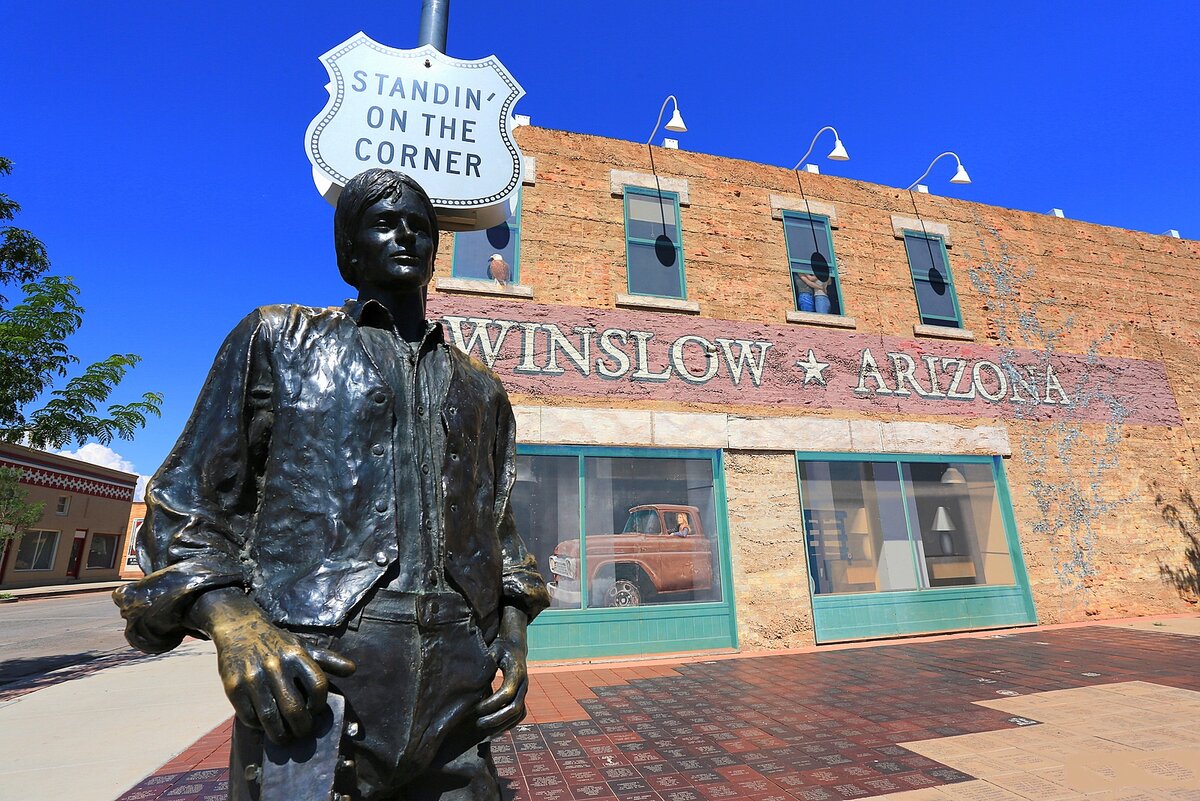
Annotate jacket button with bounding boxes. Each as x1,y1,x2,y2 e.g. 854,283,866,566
449,452,458,461
374,551,388,566
371,444,385,456
375,500,388,512
417,405,426,416
374,391,387,404
421,463,430,475
450,503,458,512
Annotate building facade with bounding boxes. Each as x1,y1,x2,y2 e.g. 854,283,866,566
0,443,138,589
422,126,1197,660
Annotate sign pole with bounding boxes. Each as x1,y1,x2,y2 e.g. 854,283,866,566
418,0,450,52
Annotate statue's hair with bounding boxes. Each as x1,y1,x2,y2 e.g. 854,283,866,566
333,169,439,287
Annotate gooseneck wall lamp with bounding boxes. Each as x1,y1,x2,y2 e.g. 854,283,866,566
792,126,850,171
907,151,972,191
647,95,687,145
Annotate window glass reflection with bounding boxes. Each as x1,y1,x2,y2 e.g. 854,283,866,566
582,456,719,608
799,458,1017,595
512,454,581,609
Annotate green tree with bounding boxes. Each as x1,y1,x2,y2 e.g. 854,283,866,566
0,466,43,546
1,157,162,448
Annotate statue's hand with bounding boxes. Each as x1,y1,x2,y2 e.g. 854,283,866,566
192,588,356,744
475,606,530,736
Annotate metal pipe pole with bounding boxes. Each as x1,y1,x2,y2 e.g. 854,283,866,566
418,0,450,52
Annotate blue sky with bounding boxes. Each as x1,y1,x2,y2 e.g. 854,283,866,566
3,1,1198,479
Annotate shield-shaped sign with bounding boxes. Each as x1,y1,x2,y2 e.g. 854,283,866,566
305,33,525,231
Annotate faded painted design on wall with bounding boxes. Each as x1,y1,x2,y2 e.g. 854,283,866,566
964,218,1131,597
425,294,1181,428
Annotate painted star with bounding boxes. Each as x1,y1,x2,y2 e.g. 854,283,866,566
794,349,830,386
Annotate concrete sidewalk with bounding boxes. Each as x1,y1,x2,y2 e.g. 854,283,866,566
2,580,131,600
0,640,228,801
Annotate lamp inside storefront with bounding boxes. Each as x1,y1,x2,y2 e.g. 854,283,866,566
940,466,966,484
932,506,956,555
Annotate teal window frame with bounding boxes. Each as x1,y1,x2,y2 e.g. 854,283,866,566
623,185,687,299
903,230,963,328
517,444,738,660
781,210,844,315
450,189,522,282
795,452,1036,643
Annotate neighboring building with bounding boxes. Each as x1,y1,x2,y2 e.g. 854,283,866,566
0,442,138,589
121,501,147,580
422,126,1198,660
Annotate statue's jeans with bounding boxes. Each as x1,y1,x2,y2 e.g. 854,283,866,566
230,589,502,801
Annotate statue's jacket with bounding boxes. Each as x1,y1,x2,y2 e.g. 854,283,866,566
115,302,549,653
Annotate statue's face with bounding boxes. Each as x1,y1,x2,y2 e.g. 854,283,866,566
351,190,435,291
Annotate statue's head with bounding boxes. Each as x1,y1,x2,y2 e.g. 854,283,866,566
334,169,440,290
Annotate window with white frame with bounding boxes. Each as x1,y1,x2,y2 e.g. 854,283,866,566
14,530,60,571
56,495,70,515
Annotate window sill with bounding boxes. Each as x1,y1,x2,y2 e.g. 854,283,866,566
615,293,700,314
434,277,534,299
786,311,857,329
913,323,976,342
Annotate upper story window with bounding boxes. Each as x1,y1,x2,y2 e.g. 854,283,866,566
55,495,70,515
903,231,962,328
624,186,685,299
451,190,522,283
783,211,842,316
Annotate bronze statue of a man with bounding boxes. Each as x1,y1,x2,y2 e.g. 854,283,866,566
115,169,549,801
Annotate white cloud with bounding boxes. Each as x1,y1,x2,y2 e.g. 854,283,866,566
56,443,138,473
54,443,151,501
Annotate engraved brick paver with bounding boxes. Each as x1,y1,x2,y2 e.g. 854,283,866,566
114,625,1199,800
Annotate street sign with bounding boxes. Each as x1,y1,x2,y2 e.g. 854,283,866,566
305,32,525,231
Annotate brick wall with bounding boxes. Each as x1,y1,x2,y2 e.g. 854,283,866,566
436,126,1200,645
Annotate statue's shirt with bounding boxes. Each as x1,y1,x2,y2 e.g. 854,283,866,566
114,301,549,654
355,302,450,593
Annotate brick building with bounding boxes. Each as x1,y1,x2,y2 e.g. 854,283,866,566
0,443,138,589
414,125,1198,660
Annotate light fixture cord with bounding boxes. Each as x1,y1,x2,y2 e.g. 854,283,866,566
647,143,670,238
793,169,826,305
909,189,941,301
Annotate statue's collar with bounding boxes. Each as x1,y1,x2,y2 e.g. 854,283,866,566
342,299,444,346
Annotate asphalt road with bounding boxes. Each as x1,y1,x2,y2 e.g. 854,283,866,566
0,592,131,684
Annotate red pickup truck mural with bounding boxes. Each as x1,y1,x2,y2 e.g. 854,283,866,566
546,504,716,607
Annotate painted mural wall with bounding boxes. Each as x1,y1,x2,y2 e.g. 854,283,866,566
421,126,1200,642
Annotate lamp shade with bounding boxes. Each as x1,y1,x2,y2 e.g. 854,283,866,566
932,506,955,532
950,163,972,184
940,467,966,484
828,138,849,161
665,107,687,133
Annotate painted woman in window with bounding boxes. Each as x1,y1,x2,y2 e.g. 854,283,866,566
670,512,691,537
796,254,833,314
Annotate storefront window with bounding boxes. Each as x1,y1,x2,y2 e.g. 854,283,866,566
512,454,580,609
14,530,59,571
798,457,1017,595
86,533,120,570
902,462,1016,588
514,450,722,610
583,456,719,608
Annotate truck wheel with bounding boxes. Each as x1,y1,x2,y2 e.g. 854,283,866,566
604,578,642,607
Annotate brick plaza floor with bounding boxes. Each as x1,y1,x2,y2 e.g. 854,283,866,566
113,625,1200,801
